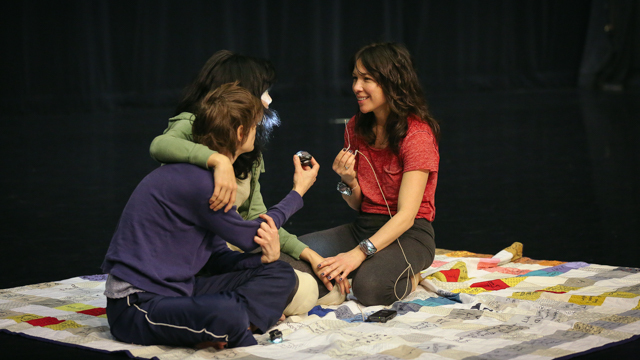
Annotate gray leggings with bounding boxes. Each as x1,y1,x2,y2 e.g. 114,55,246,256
280,213,435,306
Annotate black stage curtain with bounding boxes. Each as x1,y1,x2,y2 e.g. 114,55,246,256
2,0,636,114
579,0,640,90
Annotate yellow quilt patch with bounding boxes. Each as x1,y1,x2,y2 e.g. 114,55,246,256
45,320,84,331
7,314,43,323
55,303,97,312
501,277,528,287
510,291,542,301
568,295,606,306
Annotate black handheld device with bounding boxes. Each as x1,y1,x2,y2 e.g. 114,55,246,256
295,150,313,167
365,309,397,323
269,329,283,343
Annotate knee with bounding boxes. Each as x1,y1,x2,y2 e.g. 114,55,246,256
283,270,319,316
263,260,297,290
352,277,405,307
202,300,251,345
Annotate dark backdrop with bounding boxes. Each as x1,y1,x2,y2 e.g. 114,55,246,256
1,1,640,358
5,0,638,114
2,0,638,273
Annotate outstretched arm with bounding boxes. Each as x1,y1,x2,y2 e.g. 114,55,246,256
196,154,319,252
242,166,310,259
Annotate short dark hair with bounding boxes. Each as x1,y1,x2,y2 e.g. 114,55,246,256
192,83,263,173
352,42,440,151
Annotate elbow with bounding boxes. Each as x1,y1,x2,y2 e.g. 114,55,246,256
236,241,260,253
396,211,415,232
402,216,415,232
149,136,165,160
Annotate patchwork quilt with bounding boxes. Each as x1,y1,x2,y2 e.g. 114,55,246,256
1,243,640,359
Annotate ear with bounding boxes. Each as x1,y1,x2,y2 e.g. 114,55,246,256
236,125,245,144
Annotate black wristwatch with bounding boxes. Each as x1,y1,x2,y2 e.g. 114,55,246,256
358,239,377,257
337,181,353,196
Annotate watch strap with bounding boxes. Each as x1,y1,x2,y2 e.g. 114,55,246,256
337,181,353,196
359,239,377,257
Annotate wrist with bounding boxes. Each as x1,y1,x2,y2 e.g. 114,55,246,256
342,178,358,190
351,247,367,261
299,247,317,263
207,153,229,169
358,238,377,258
292,187,306,197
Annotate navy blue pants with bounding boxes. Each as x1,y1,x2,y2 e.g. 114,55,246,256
106,261,295,348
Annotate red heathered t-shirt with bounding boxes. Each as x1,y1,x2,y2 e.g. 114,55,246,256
344,114,439,221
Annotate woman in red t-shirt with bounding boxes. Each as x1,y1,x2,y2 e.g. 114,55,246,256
288,42,441,306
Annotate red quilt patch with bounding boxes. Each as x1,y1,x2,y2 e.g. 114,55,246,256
78,307,106,316
27,317,64,327
440,269,461,282
470,279,510,291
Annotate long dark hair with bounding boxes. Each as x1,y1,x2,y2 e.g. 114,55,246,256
352,43,440,152
175,50,279,179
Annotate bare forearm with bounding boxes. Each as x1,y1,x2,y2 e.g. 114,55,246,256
299,247,323,265
367,210,415,251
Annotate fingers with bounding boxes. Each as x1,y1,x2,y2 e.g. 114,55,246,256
253,235,267,246
308,157,320,173
294,154,319,172
338,278,351,295
209,185,237,212
223,191,237,213
259,214,276,229
292,154,301,170
333,149,356,175
320,276,333,291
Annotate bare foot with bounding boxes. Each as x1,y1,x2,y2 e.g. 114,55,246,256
411,273,423,293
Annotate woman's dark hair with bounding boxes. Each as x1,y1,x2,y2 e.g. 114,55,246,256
192,83,264,179
175,50,278,178
351,42,440,152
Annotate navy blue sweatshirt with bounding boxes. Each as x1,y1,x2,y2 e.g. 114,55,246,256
101,163,303,297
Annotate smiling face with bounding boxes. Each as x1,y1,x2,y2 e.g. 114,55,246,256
352,60,389,122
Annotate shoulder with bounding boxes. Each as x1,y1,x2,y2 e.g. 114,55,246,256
168,112,196,122
405,115,434,140
406,114,434,135
145,163,209,186
401,115,438,151
167,112,196,126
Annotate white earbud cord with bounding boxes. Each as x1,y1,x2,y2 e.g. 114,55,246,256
344,120,414,302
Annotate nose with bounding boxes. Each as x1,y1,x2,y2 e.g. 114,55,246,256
352,79,363,93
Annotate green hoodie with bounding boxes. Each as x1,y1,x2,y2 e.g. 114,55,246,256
149,112,308,259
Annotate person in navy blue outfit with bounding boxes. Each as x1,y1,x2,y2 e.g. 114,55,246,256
102,83,319,349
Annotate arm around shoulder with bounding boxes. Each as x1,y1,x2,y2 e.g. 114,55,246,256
149,117,216,169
